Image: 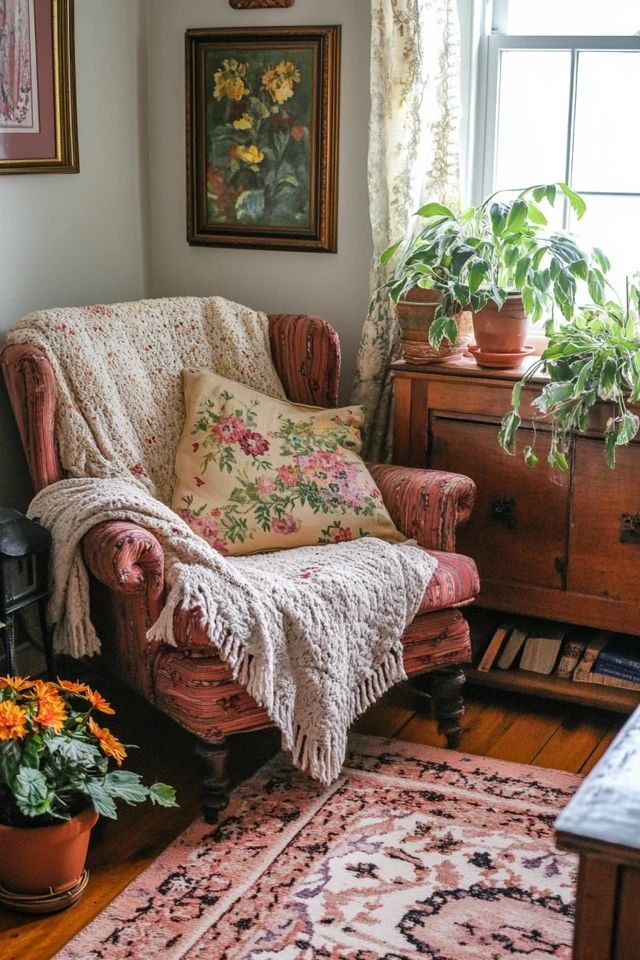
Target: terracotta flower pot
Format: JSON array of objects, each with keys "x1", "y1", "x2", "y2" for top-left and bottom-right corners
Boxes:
[
  {"x1": 0, "y1": 806, "x2": 98, "y2": 896},
  {"x1": 394, "y1": 287, "x2": 472, "y2": 365},
  {"x1": 471, "y1": 294, "x2": 529, "y2": 354}
]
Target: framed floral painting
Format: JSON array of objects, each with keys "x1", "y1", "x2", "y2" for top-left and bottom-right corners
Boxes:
[
  {"x1": 185, "y1": 25, "x2": 340, "y2": 252},
  {"x1": 0, "y1": 0, "x2": 78, "y2": 174}
]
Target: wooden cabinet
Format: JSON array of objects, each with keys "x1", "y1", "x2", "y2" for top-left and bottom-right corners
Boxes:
[
  {"x1": 392, "y1": 356, "x2": 640, "y2": 640},
  {"x1": 430, "y1": 417, "x2": 571, "y2": 590},
  {"x1": 569, "y1": 440, "x2": 640, "y2": 603}
]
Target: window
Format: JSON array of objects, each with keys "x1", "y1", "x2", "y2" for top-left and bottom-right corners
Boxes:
[{"x1": 475, "y1": 0, "x2": 640, "y2": 297}]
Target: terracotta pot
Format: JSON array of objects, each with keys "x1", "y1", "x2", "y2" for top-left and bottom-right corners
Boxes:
[
  {"x1": 471, "y1": 295, "x2": 529, "y2": 354},
  {"x1": 394, "y1": 287, "x2": 472, "y2": 365},
  {"x1": 0, "y1": 806, "x2": 98, "y2": 895},
  {"x1": 402, "y1": 286, "x2": 442, "y2": 305}
]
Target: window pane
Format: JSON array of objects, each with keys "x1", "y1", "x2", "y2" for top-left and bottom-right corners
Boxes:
[
  {"x1": 494, "y1": 51, "x2": 571, "y2": 191},
  {"x1": 572, "y1": 52, "x2": 640, "y2": 193},
  {"x1": 506, "y1": 0, "x2": 640, "y2": 35},
  {"x1": 569, "y1": 195, "x2": 640, "y2": 300}
]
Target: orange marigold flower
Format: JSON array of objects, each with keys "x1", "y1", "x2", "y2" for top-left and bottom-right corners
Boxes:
[
  {"x1": 0, "y1": 675, "x2": 34, "y2": 692},
  {"x1": 31, "y1": 679, "x2": 62, "y2": 702},
  {"x1": 0, "y1": 701, "x2": 28, "y2": 740},
  {"x1": 56, "y1": 679, "x2": 89, "y2": 695},
  {"x1": 34, "y1": 696, "x2": 68, "y2": 734},
  {"x1": 88, "y1": 717, "x2": 127, "y2": 765},
  {"x1": 85, "y1": 688, "x2": 115, "y2": 715}
]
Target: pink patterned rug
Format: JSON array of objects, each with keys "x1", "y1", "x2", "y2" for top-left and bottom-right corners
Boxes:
[{"x1": 55, "y1": 735, "x2": 580, "y2": 960}]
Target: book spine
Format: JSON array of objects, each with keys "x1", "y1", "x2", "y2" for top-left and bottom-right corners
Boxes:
[
  {"x1": 555, "y1": 661, "x2": 579, "y2": 680},
  {"x1": 573, "y1": 635, "x2": 610, "y2": 680},
  {"x1": 554, "y1": 643, "x2": 587, "y2": 679},
  {"x1": 600, "y1": 674, "x2": 640, "y2": 692},
  {"x1": 575, "y1": 668, "x2": 640, "y2": 692},
  {"x1": 594, "y1": 661, "x2": 640, "y2": 684},
  {"x1": 477, "y1": 625, "x2": 511, "y2": 672},
  {"x1": 596, "y1": 651, "x2": 640, "y2": 672}
]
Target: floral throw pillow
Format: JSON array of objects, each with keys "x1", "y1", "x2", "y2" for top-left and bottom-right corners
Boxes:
[{"x1": 172, "y1": 371, "x2": 404, "y2": 556}]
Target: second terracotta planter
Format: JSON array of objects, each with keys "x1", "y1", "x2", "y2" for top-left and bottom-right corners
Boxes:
[{"x1": 471, "y1": 295, "x2": 529, "y2": 354}]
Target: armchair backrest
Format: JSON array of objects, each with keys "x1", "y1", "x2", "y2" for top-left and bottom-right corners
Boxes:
[{"x1": 1, "y1": 304, "x2": 341, "y2": 495}]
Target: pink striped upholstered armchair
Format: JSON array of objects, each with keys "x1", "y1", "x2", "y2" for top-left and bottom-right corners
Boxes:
[{"x1": 1, "y1": 312, "x2": 478, "y2": 822}]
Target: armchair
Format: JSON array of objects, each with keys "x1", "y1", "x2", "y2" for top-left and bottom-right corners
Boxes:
[{"x1": 1, "y1": 309, "x2": 478, "y2": 822}]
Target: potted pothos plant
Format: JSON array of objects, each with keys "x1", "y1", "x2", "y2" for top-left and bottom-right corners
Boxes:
[
  {"x1": 0, "y1": 676, "x2": 177, "y2": 908},
  {"x1": 381, "y1": 182, "x2": 608, "y2": 363},
  {"x1": 499, "y1": 278, "x2": 640, "y2": 470}
]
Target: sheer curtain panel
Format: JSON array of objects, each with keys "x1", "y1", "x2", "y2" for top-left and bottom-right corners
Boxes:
[{"x1": 352, "y1": 0, "x2": 461, "y2": 460}]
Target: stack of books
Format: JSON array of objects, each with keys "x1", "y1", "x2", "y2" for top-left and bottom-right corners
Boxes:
[
  {"x1": 472, "y1": 612, "x2": 640, "y2": 692},
  {"x1": 578, "y1": 632, "x2": 640, "y2": 692},
  {"x1": 477, "y1": 618, "x2": 568, "y2": 676}
]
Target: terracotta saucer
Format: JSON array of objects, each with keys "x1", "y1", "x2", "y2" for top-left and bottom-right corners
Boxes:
[
  {"x1": 466, "y1": 344, "x2": 535, "y2": 369},
  {"x1": 0, "y1": 869, "x2": 89, "y2": 914}
]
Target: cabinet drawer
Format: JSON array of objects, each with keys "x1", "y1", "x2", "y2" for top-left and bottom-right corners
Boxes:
[
  {"x1": 568, "y1": 439, "x2": 640, "y2": 603},
  {"x1": 429, "y1": 416, "x2": 570, "y2": 589}
]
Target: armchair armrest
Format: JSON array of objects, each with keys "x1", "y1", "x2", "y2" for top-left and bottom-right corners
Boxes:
[
  {"x1": 1, "y1": 343, "x2": 62, "y2": 491},
  {"x1": 82, "y1": 520, "x2": 165, "y2": 607},
  {"x1": 368, "y1": 463, "x2": 476, "y2": 553},
  {"x1": 268, "y1": 313, "x2": 341, "y2": 408},
  {"x1": 82, "y1": 520, "x2": 164, "y2": 702}
]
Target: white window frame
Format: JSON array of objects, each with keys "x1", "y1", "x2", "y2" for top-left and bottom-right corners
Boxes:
[{"x1": 472, "y1": 0, "x2": 640, "y2": 224}]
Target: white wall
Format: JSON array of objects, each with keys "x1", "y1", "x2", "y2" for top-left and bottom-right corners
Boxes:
[
  {"x1": 144, "y1": 0, "x2": 372, "y2": 400},
  {"x1": 0, "y1": 0, "x2": 147, "y2": 508}
]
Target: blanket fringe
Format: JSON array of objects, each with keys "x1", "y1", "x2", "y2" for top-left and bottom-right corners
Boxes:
[
  {"x1": 287, "y1": 649, "x2": 407, "y2": 784},
  {"x1": 145, "y1": 574, "x2": 408, "y2": 785},
  {"x1": 56, "y1": 615, "x2": 101, "y2": 660}
]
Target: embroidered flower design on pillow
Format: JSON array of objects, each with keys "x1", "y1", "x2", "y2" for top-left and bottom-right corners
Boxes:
[{"x1": 173, "y1": 372, "x2": 404, "y2": 556}]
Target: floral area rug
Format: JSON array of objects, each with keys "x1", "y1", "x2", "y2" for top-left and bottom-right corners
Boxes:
[{"x1": 55, "y1": 735, "x2": 579, "y2": 960}]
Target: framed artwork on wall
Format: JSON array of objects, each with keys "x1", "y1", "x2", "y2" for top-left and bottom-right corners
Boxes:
[
  {"x1": 229, "y1": 0, "x2": 295, "y2": 10},
  {"x1": 185, "y1": 25, "x2": 340, "y2": 253},
  {"x1": 229, "y1": 1, "x2": 295, "y2": 8},
  {"x1": 0, "y1": 0, "x2": 78, "y2": 174}
]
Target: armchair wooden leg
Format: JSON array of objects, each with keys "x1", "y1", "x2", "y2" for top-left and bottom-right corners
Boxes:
[
  {"x1": 193, "y1": 735, "x2": 230, "y2": 824},
  {"x1": 409, "y1": 666, "x2": 466, "y2": 749}
]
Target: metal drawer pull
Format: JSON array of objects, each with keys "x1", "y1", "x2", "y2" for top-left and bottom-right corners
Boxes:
[
  {"x1": 490, "y1": 497, "x2": 516, "y2": 529},
  {"x1": 620, "y1": 513, "x2": 640, "y2": 544}
]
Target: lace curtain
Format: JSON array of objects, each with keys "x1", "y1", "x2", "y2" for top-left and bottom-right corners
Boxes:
[{"x1": 351, "y1": 0, "x2": 462, "y2": 461}]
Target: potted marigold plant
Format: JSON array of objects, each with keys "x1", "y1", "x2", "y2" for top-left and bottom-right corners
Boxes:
[{"x1": 0, "y1": 676, "x2": 177, "y2": 910}]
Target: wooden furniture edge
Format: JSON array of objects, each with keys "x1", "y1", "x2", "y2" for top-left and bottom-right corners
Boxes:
[
  {"x1": 390, "y1": 359, "x2": 640, "y2": 419},
  {"x1": 466, "y1": 666, "x2": 640, "y2": 714},
  {"x1": 476, "y1": 579, "x2": 640, "y2": 636},
  {"x1": 555, "y1": 706, "x2": 640, "y2": 862}
]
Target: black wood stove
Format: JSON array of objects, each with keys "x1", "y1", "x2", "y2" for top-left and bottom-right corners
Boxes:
[{"x1": 0, "y1": 508, "x2": 55, "y2": 678}]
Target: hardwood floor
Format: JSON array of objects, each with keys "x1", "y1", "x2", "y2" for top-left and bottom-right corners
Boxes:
[{"x1": 0, "y1": 673, "x2": 621, "y2": 960}]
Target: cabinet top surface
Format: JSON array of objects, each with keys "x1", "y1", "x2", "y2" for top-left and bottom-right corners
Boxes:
[
  {"x1": 391, "y1": 353, "x2": 546, "y2": 383},
  {"x1": 391, "y1": 355, "x2": 640, "y2": 415}
]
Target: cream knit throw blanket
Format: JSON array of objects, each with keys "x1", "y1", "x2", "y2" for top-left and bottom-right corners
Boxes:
[
  {"x1": 9, "y1": 296, "x2": 288, "y2": 504},
  {"x1": 10, "y1": 296, "x2": 436, "y2": 784}
]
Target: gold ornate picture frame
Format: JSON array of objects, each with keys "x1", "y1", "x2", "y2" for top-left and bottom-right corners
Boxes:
[
  {"x1": 186, "y1": 25, "x2": 340, "y2": 253},
  {"x1": 0, "y1": 0, "x2": 78, "y2": 174},
  {"x1": 230, "y1": 1, "x2": 294, "y2": 8}
]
